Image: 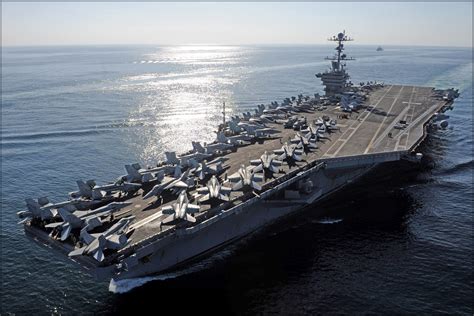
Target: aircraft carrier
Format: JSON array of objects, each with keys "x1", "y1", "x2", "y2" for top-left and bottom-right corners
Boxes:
[{"x1": 18, "y1": 32, "x2": 459, "y2": 285}]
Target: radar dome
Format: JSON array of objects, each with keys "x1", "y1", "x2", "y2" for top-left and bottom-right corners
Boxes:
[{"x1": 338, "y1": 32, "x2": 344, "y2": 39}]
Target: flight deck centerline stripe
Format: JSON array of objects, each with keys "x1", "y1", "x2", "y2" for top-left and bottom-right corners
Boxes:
[
  {"x1": 128, "y1": 210, "x2": 164, "y2": 231},
  {"x1": 398, "y1": 87, "x2": 419, "y2": 150},
  {"x1": 371, "y1": 106, "x2": 411, "y2": 150},
  {"x1": 395, "y1": 87, "x2": 418, "y2": 150},
  {"x1": 328, "y1": 85, "x2": 397, "y2": 158},
  {"x1": 365, "y1": 85, "x2": 416, "y2": 153},
  {"x1": 322, "y1": 85, "x2": 395, "y2": 158},
  {"x1": 364, "y1": 85, "x2": 406, "y2": 154}
]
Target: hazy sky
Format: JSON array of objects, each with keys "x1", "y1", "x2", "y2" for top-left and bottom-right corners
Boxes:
[{"x1": 2, "y1": 2, "x2": 472, "y2": 47}]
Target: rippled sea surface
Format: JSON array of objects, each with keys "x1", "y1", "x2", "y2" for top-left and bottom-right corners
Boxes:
[{"x1": 1, "y1": 45, "x2": 472, "y2": 314}]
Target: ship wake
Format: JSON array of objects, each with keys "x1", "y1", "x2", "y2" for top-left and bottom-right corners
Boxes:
[
  {"x1": 314, "y1": 217, "x2": 344, "y2": 224},
  {"x1": 109, "y1": 247, "x2": 235, "y2": 293}
]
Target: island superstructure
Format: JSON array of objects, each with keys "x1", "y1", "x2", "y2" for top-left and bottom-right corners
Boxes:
[
  {"x1": 316, "y1": 31, "x2": 355, "y2": 96},
  {"x1": 18, "y1": 32, "x2": 459, "y2": 285}
]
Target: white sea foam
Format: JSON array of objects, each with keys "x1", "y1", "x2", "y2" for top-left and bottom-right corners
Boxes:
[
  {"x1": 109, "y1": 274, "x2": 177, "y2": 293},
  {"x1": 315, "y1": 218, "x2": 343, "y2": 224}
]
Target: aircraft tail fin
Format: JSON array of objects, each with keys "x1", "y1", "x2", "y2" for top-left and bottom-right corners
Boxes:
[
  {"x1": 216, "y1": 132, "x2": 228, "y2": 143},
  {"x1": 25, "y1": 198, "x2": 41, "y2": 215},
  {"x1": 76, "y1": 180, "x2": 93, "y2": 198},
  {"x1": 192, "y1": 141, "x2": 206, "y2": 154},
  {"x1": 37, "y1": 196, "x2": 50, "y2": 206},
  {"x1": 124, "y1": 164, "x2": 142, "y2": 182},
  {"x1": 165, "y1": 152, "x2": 180, "y2": 165},
  {"x1": 85, "y1": 179, "x2": 96, "y2": 189},
  {"x1": 174, "y1": 165, "x2": 182, "y2": 178}
]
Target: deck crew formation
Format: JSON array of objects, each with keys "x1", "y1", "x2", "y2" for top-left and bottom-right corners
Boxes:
[{"x1": 18, "y1": 32, "x2": 460, "y2": 284}]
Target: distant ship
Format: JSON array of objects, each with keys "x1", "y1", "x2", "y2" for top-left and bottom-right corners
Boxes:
[{"x1": 376, "y1": 46, "x2": 384, "y2": 51}]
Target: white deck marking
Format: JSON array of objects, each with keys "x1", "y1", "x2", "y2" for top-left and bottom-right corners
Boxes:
[
  {"x1": 395, "y1": 102, "x2": 441, "y2": 150},
  {"x1": 364, "y1": 86, "x2": 406, "y2": 154},
  {"x1": 129, "y1": 209, "x2": 164, "y2": 231},
  {"x1": 396, "y1": 87, "x2": 418, "y2": 150},
  {"x1": 329, "y1": 85, "x2": 403, "y2": 157},
  {"x1": 323, "y1": 85, "x2": 395, "y2": 158},
  {"x1": 371, "y1": 106, "x2": 411, "y2": 150},
  {"x1": 371, "y1": 86, "x2": 416, "y2": 151}
]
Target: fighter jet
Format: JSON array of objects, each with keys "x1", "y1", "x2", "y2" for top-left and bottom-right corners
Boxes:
[
  {"x1": 143, "y1": 168, "x2": 194, "y2": 200},
  {"x1": 69, "y1": 180, "x2": 99, "y2": 199},
  {"x1": 45, "y1": 201, "x2": 132, "y2": 241},
  {"x1": 326, "y1": 120, "x2": 340, "y2": 132},
  {"x1": 69, "y1": 215, "x2": 135, "y2": 262},
  {"x1": 250, "y1": 151, "x2": 283, "y2": 174},
  {"x1": 190, "y1": 158, "x2": 226, "y2": 181},
  {"x1": 291, "y1": 132, "x2": 318, "y2": 151},
  {"x1": 284, "y1": 116, "x2": 298, "y2": 129},
  {"x1": 122, "y1": 163, "x2": 169, "y2": 183},
  {"x1": 238, "y1": 122, "x2": 280, "y2": 138},
  {"x1": 191, "y1": 141, "x2": 233, "y2": 155},
  {"x1": 165, "y1": 151, "x2": 213, "y2": 167},
  {"x1": 228, "y1": 120, "x2": 244, "y2": 134},
  {"x1": 195, "y1": 176, "x2": 232, "y2": 203},
  {"x1": 121, "y1": 164, "x2": 143, "y2": 182},
  {"x1": 215, "y1": 132, "x2": 252, "y2": 146},
  {"x1": 300, "y1": 125, "x2": 321, "y2": 140},
  {"x1": 17, "y1": 197, "x2": 62, "y2": 223},
  {"x1": 227, "y1": 165, "x2": 264, "y2": 191},
  {"x1": 93, "y1": 180, "x2": 141, "y2": 196},
  {"x1": 263, "y1": 108, "x2": 287, "y2": 115},
  {"x1": 161, "y1": 191, "x2": 200, "y2": 225},
  {"x1": 315, "y1": 117, "x2": 339, "y2": 133},
  {"x1": 77, "y1": 177, "x2": 141, "y2": 198},
  {"x1": 17, "y1": 196, "x2": 108, "y2": 223},
  {"x1": 273, "y1": 142, "x2": 304, "y2": 162},
  {"x1": 249, "y1": 116, "x2": 270, "y2": 125}
]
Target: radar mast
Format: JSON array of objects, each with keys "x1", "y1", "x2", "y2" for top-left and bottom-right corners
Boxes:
[{"x1": 316, "y1": 31, "x2": 355, "y2": 96}]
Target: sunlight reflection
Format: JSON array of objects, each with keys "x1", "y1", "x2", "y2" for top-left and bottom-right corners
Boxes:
[
  {"x1": 125, "y1": 46, "x2": 245, "y2": 165},
  {"x1": 142, "y1": 45, "x2": 249, "y2": 66}
]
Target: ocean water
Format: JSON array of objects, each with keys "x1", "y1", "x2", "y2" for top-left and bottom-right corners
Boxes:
[{"x1": 1, "y1": 45, "x2": 472, "y2": 314}]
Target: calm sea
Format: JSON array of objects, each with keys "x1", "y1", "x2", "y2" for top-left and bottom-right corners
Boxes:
[{"x1": 1, "y1": 45, "x2": 472, "y2": 315}]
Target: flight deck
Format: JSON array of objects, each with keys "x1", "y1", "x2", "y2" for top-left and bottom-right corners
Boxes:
[
  {"x1": 20, "y1": 31, "x2": 459, "y2": 280},
  {"x1": 67, "y1": 84, "x2": 449, "y2": 260}
]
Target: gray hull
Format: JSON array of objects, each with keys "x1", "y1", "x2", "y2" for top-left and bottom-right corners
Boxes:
[{"x1": 108, "y1": 163, "x2": 374, "y2": 281}]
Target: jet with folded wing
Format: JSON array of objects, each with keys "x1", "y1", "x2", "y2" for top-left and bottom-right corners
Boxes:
[
  {"x1": 143, "y1": 168, "x2": 194, "y2": 200},
  {"x1": 291, "y1": 132, "x2": 318, "y2": 152},
  {"x1": 250, "y1": 151, "x2": 284, "y2": 174},
  {"x1": 192, "y1": 141, "x2": 234, "y2": 155},
  {"x1": 195, "y1": 175, "x2": 232, "y2": 203},
  {"x1": 215, "y1": 132, "x2": 252, "y2": 146},
  {"x1": 161, "y1": 191, "x2": 200, "y2": 225},
  {"x1": 190, "y1": 158, "x2": 226, "y2": 181},
  {"x1": 273, "y1": 142, "x2": 304, "y2": 162},
  {"x1": 227, "y1": 165, "x2": 264, "y2": 191},
  {"x1": 68, "y1": 215, "x2": 135, "y2": 262},
  {"x1": 45, "y1": 201, "x2": 132, "y2": 241}
]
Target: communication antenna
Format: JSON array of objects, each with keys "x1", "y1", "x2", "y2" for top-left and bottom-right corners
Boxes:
[{"x1": 325, "y1": 30, "x2": 355, "y2": 71}]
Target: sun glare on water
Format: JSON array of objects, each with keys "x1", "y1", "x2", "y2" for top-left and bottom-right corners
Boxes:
[{"x1": 123, "y1": 45, "x2": 248, "y2": 165}]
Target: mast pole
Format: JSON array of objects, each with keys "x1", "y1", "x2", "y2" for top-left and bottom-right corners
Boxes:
[{"x1": 222, "y1": 101, "x2": 226, "y2": 126}]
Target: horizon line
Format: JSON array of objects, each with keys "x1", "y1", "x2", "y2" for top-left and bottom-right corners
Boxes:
[{"x1": 2, "y1": 43, "x2": 472, "y2": 49}]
